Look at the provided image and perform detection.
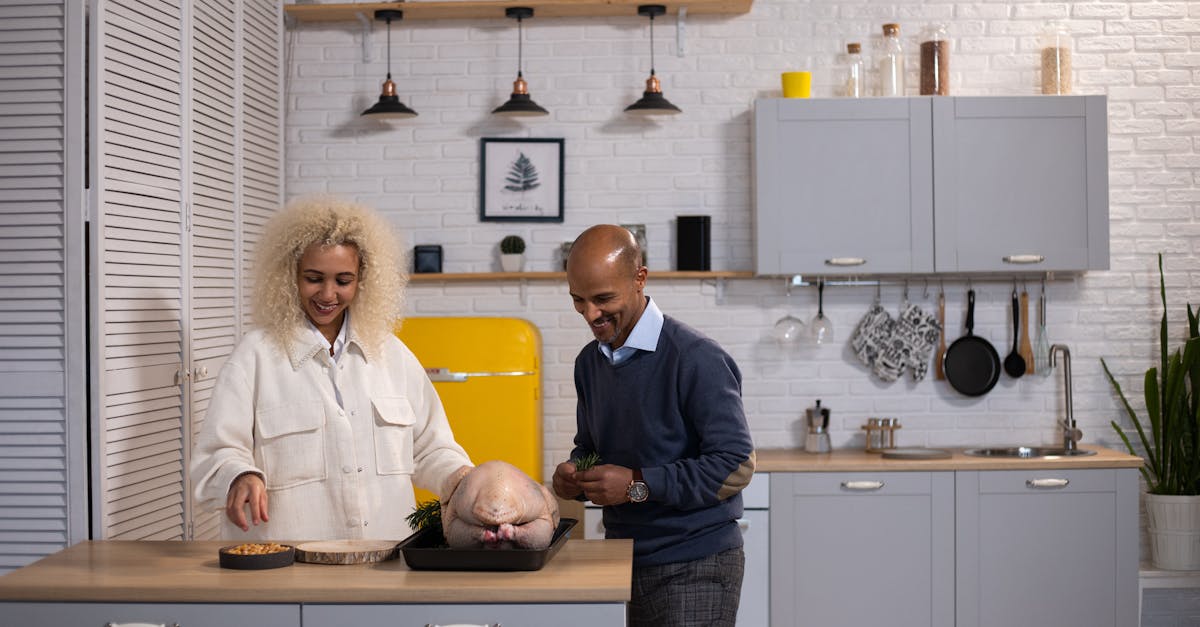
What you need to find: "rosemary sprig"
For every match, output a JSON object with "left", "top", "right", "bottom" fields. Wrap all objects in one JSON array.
[
  {"left": 406, "top": 499, "right": 443, "bottom": 536},
  {"left": 570, "top": 451, "right": 601, "bottom": 471}
]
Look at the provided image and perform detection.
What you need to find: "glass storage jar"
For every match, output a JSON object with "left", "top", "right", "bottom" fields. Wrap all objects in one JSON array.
[
  {"left": 1040, "top": 21, "right": 1072, "bottom": 95},
  {"left": 877, "top": 23, "right": 905, "bottom": 96},
  {"left": 919, "top": 23, "right": 950, "bottom": 95},
  {"left": 844, "top": 42, "right": 865, "bottom": 98}
]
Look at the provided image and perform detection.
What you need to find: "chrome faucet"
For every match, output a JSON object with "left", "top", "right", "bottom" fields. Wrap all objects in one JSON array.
[{"left": 1049, "top": 344, "right": 1082, "bottom": 451}]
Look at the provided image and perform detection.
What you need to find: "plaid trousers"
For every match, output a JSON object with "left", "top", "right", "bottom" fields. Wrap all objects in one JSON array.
[{"left": 628, "top": 546, "right": 745, "bottom": 627}]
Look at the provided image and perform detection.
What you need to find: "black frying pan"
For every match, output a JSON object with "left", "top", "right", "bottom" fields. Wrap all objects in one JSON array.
[{"left": 943, "top": 289, "right": 1001, "bottom": 396}]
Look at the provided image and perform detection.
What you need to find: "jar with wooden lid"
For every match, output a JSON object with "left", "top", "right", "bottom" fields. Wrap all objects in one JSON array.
[
  {"left": 844, "top": 42, "right": 866, "bottom": 98},
  {"left": 877, "top": 23, "right": 904, "bottom": 97},
  {"left": 1040, "top": 21, "right": 1072, "bottom": 94},
  {"left": 919, "top": 23, "right": 950, "bottom": 95}
]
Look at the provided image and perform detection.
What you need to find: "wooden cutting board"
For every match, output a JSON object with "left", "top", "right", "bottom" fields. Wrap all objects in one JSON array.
[{"left": 294, "top": 540, "right": 399, "bottom": 565}]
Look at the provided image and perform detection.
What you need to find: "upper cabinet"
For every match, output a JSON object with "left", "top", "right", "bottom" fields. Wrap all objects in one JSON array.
[
  {"left": 753, "top": 95, "right": 1109, "bottom": 276},
  {"left": 283, "top": 0, "right": 753, "bottom": 21}
]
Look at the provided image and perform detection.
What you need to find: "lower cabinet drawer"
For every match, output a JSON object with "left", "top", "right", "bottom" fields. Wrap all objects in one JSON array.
[
  {"left": 1, "top": 602, "right": 299, "bottom": 627},
  {"left": 303, "top": 603, "right": 625, "bottom": 627}
]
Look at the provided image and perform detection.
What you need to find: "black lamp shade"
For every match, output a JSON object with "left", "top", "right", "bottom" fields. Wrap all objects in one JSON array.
[
  {"left": 493, "top": 92, "right": 549, "bottom": 116},
  {"left": 362, "top": 10, "right": 417, "bottom": 119},
  {"left": 625, "top": 89, "right": 682, "bottom": 114}
]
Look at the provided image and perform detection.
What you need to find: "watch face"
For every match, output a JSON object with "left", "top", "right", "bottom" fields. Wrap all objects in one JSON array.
[{"left": 628, "top": 481, "right": 649, "bottom": 503}]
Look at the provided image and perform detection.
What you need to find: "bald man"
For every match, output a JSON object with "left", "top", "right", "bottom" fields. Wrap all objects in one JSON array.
[{"left": 552, "top": 225, "right": 756, "bottom": 627}]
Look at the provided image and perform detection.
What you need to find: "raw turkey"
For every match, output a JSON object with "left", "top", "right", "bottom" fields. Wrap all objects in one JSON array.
[{"left": 442, "top": 460, "right": 560, "bottom": 549}]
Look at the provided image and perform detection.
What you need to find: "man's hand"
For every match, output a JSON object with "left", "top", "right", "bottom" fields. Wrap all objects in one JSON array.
[
  {"left": 552, "top": 461, "right": 583, "bottom": 500},
  {"left": 575, "top": 464, "right": 635, "bottom": 505},
  {"left": 226, "top": 472, "right": 268, "bottom": 532}
]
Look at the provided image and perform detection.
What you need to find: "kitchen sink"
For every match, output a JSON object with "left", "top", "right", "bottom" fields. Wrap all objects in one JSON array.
[{"left": 963, "top": 446, "right": 1097, "bottom": 458}]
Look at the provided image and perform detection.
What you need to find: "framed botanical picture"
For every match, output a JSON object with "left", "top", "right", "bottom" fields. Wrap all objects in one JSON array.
[{"left": 479, "top": 137, "right": 564, "bottom": 222}]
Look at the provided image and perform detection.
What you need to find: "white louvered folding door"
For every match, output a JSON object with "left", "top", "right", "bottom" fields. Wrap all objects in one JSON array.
[
  {"left": 92, "top": 0, "right": 189, "bottom": 540},
  {"left": 91, "top": 0, "right": 280, "bottom": 542},
  {"left": 0, "top": 0, "right": 88, "bottom": 570}
]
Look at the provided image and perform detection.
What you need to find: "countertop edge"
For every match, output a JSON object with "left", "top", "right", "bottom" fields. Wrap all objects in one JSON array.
[{"left": 754, "top": 444, "right": 1143, "bottom": 472}]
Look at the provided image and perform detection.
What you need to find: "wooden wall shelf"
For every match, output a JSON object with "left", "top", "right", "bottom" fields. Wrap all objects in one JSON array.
[
  {"left": 409, "top": 270, "right": 753, "bottom": 282},
  {"left": 284, "top": 0, "right": 753, "bottom": 22}
]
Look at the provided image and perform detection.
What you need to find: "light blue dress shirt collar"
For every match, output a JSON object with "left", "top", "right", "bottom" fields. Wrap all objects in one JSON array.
[{"left": 598, "top": 296, "right": 662, "bottom": 365}]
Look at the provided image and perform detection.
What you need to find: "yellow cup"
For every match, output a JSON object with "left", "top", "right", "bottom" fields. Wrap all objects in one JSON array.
[{"left": 781, "top": 71, "right": 812, "bottom": 98}]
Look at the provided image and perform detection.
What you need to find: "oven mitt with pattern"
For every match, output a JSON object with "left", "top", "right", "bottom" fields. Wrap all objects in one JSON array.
[
  {"left": 851, "top": 303, "right": 895, "bottom": 373},
  {"left": 891, "top": 302, "right": 942, "bottom": 381}
]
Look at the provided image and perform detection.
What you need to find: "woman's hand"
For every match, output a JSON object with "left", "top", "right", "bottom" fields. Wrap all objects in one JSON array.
[{"left": 226, "top": 472, "right": 268, "bottom": 532}]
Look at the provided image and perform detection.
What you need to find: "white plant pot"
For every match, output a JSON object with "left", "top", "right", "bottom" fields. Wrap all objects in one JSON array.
[
  {"left": 1144, "top": 492, "right": 1200, "bottom": 570},
  {"left": 499, "top": 253, "right": 524, "bottom": 273}
]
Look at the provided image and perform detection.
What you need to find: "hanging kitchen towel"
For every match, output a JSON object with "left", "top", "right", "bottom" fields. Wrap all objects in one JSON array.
[
  {"left": 889, "top": 302, "right": 942, "bottom": 381},
  {"left": 850, "top": 303, "right": 894, "bottom": 371}
]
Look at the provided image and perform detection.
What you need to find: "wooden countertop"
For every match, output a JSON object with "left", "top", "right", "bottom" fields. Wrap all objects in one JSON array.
[
  {"left": 755, "top": 444, "right": 1142, "bottom": 472},
  {"left": 0, "top": 539, "right": 632, "bottom": 604}
]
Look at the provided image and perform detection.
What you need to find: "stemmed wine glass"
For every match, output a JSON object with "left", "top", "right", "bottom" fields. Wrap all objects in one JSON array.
[{"left": 810, "top": 279, "right": 834, "bottom": 345}]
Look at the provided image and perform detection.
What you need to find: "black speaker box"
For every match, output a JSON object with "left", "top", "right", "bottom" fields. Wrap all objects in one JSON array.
[
  {"left": 413, "top": 245, "right": 443, "bottom": 273},
  {"left": 676, "top": 215, "right": 711, "bottom": 271}
]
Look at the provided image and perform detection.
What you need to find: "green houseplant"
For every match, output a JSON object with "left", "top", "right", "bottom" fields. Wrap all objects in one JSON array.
[
  {"left": 499, "top": 235, "right": 526, "bottom": 272},
  {"left": 1101, "top": 254, "right": 1200, "bottom": 570}
]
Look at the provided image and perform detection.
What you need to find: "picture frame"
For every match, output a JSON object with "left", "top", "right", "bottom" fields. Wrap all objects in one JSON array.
[{"left": 479, "top": 137, "right": 565, "bottom": 222}]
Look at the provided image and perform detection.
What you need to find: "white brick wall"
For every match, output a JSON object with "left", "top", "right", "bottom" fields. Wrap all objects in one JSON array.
[{"left": 284, "top": 0, "right": 1200, "bottom": 479}]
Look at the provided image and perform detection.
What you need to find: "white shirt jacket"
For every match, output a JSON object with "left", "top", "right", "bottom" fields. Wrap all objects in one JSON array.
[{"left": 192, "top": 325, "right": 472, "bottom": 541}]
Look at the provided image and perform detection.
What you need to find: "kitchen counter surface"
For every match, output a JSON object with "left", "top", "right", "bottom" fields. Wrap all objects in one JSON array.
[
  {"left": 0, "top": 538, "right": 632, "bottom": 604},
  {"left": 756, "top": 443, "right": 1142, "bottom": 472}
]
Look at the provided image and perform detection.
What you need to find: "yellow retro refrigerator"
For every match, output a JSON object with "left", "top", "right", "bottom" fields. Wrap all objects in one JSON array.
[{"left": 395, "top": 317, "right": 542, "bottom": 504}]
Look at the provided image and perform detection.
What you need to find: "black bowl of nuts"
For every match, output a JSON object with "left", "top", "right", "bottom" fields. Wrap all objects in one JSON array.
[{"left": 218, "top": 542, "right": 295, "bottom": 570}]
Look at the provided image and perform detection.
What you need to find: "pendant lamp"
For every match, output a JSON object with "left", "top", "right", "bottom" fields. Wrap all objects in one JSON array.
[
  {"left": 492, "top": 7, "right": 549, "bottom": 117},
  {"left": 625, "top": 4, "right": 681, "bottom": 115},
  {"left": 362, "top": 10, "right": 418, "bottom": 119}
]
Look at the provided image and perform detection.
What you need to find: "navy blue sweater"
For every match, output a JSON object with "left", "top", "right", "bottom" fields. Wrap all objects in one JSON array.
[{"left": 572, "top": 316, "right": 756, "bottom": 566}]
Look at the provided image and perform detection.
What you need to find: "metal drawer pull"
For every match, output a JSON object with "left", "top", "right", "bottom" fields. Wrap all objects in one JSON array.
[
  {"left": 1002, "top": 254, "right": 1045, "bottom": 264},
  {"left": 1026, "top": 478, "right": 1069, "bottom": 489},
  {"left": 841, "top": 480, "right": 885, "bottom": 491},
  {"left": 825, "top": 257, "right": 867, "bottom": 266}
]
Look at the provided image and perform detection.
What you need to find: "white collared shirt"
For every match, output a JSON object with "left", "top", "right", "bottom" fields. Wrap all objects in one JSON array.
[
  {"left": 191, "top": 323, "right": 472, "bottom": 542},
  {"left": 599, "top": 296, "right": 663, "bottom": 365},
  {"left": 307, "top": 313, "right": 350, "bottom": 406}
]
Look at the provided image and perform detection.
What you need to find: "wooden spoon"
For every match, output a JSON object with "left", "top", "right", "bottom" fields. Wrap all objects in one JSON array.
[
  {"left": 1018, "top": 289, "right": 1035, "bottom": 374},
  {"left": 934, "top": 290, "right": 946, "bottom": 380}
]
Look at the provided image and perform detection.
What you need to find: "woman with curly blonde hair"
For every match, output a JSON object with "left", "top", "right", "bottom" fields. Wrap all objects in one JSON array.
[{"left": 192, "top": 195, "right": 472, "bottom": 541}]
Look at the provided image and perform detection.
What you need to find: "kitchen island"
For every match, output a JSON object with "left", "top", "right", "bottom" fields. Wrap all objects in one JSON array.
[{"left": 0, "top": 538, "right": 632, "bottom": 627}]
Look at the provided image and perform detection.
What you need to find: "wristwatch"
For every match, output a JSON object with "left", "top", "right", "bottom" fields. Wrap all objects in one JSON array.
[{"left": 627, "top": 468, "right": 649, "bottom": 503}]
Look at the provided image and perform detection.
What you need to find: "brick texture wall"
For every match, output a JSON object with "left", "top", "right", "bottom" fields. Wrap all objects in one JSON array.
[{"left": 285, "top": 2, "right": 1199, "bottom": 604}]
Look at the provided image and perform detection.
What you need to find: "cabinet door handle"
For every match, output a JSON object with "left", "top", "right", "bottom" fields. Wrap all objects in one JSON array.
[
  {"left": 825, "top": 257, "right": 867, "bottom": 267},
  {"left": 1002, "top": 254, "right": 1045, "bottom": 264},
  {"left": 841, "top": 480, "right": 884, "bottom": 491},
  {"left": 1026, "top": 478, "right": 1069, "bottom": 489}
]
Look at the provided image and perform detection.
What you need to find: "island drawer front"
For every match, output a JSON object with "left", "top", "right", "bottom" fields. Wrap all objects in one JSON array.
[
  {"left": 303, "top": 602, "right": 625, "bottom": 626},
  {"left": 975, "top": 468, "right": 1116, "bottom": 494},
  {"left": 1, "top": 602, "right": 299, "bottom": 627}
]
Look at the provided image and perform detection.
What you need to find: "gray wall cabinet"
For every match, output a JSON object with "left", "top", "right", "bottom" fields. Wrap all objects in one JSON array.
[
  {"left": 754, "top": 96, "right": 1108, "bottom": 276},
  {"left": 770, "top": 468, "right": 1138, "bottom": 627}
]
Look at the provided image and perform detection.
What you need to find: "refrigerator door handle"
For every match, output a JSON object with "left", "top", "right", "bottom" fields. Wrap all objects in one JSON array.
[{"left": 425, "top": 367, "right": 536, "bottom": 382}]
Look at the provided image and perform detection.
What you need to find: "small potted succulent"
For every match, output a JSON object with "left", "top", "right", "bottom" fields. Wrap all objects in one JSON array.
[{"left": 499, "top": 235, "right": 526, "bottom": 272}]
